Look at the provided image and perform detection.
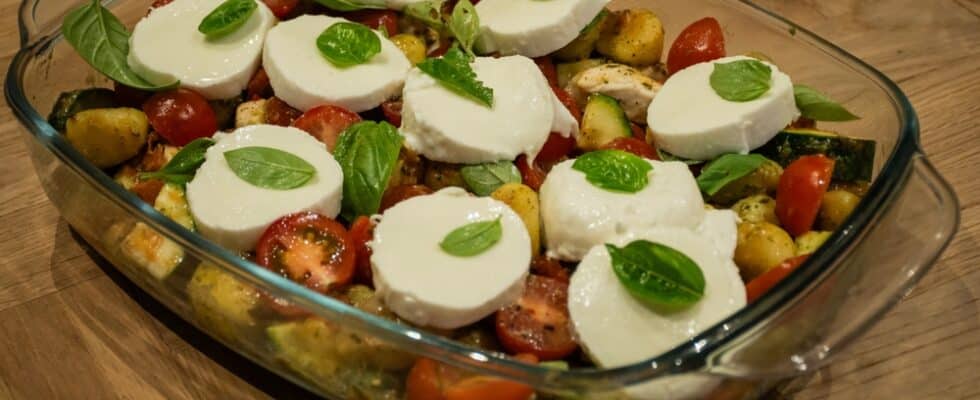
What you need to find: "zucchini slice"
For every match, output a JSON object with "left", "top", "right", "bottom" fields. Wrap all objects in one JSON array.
[
  {"left": 578, "top": 93, "right": 632, "bottom": 151},
  {"left": 754, "top": 128, "right": 876, "bottom": 182}
]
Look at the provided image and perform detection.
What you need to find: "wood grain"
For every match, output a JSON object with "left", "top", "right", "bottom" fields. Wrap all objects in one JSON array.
[{"left": 0, "top": 0, "right": 977, "bottom": 399}]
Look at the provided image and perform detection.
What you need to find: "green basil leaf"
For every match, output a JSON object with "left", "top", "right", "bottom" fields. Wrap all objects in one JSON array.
[
  {"left": 404, "top": 0, "right": 445, "bottom": 28},
  {"left": 61, "top": 0, "right": 178, "bottom": 91},
  {"left": 317, "top": 22, "right": 382, "bottom": 68},
  {"left": 417, "top": 47, "right": 494, "bottom": 107},
  {"left": 198, "top": 0, "right": 257, "bottom": 39},
  {"left": 440, "top": 217, "right": 503, "bottom": 257},
  {"left": 606, "top": 240, "right": 705, "bottom": 309},
  {"left": 696, "top": 153, "right": 768, "bottom": 196},
  {"left": 572, "top": 150, "right": 652, "bottom": 193},
  {"left": 139, "top": 138, "right": 216, "bottom": 184},
  {"left": 793, "top": 84, "right": 860, "bottom": 121},
  {"left": 461, "top": 161, "right": 521, "bottom": 196},
  {"left": 334, "top": 121, "right": 404, "bottom": 220},
  {"left": 709, "top": 59, "right": 772, "bottom": 102},
  {"left": 448, "top": 0, "right": 480, "bottom": 57},
  {"left": 223, "top": 146, "right": 316, "bottom": 190},
  {"left": 313, "top": 0, "right": 386, "bottom": 11}
]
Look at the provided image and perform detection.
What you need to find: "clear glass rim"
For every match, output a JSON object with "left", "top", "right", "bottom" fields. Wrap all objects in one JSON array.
[{"left": 2, "top": 0, "right": 926, "bottom": 391}]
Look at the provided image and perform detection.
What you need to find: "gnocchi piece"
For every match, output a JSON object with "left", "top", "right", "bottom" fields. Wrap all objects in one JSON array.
[
  {"left": 65, "top": 108, "right": 149, "bottom": 168},
  {"left": 596, "top": 9, "right": 666, "bottom": 66}
]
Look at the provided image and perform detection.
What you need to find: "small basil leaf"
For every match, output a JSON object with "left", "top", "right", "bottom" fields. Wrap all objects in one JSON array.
[
  {"left": 793, "top": 84, "right": 860, "bottom": 121},
  {"left": 606, "top": 240, "right": 705, "bottom": 309},
  {"left": 61, "top": 0, "right": 178, "bottom": 91},
  {"left": 198, "top": 0, "right": 257, "bottom": 39},
  {"left": 572, "top": 150, "right": 652, "bottom": 193},
  {"left": 139, "top": 138, "right": 216, "bottom": 185},
  {"left": 313, "top": 0, "right": 386, "bottom": 11},
  {"left": 710, "top": 59, "right": 772, "bottom": 102},
  {"left": 334, "top": 121, "right": 404, "bottom": 220},
  {"left": 317, "top": 22, "right": 382, "bottom": 68},
  {"left": 461, "top": 161, "right": 521, "bottom": 196},
  {"left": 696, "top": 153, "right": 768, "bottom": 196},
  {"left": 417, "top": 47, "right": 494, "bottom": 107},
  {"left": 440, "top": 217, "right": 503, "bottom": 257},
  {"left": 448, "top": 0, "right": 480, "bottom": 57},
  {"left": 223, "top": 146, "right": 316, "bottom": 190},
  {"left": 404, "top": 0, "right": 445, "bottom": 29}
]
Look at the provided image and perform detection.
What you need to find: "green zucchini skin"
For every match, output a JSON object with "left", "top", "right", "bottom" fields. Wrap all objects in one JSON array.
[
  {"left": 48, "top": 88, "right": 118, "bottom": 132},
  {"left": 754, "top": 128, "right": 876, "bottom": 182},
  {"left": 578, "top": 93, "right": 633, "bottom": 151}
]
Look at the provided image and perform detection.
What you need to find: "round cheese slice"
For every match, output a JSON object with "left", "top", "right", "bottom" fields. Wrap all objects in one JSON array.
[
  {"left": 128, "top": 0, "right": 277, "bottom": 100},
  {"left": 186, "top": 125, "right": 343, "bottom": 252},
  {"left": 263, "top": 15, "right": 412, "bottom": 112},
  {"left": 647, "top": 56, "right": 799, "bottom": 160},
  {"left": 475, "top": 0, "right": 610, "bottom": 57},
  {"left": 370, "top": 188, "right": 531, "bottom": 329}
]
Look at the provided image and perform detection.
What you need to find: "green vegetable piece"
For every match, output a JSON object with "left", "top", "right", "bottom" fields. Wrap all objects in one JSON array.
[
  {"left": 793, "top": 84, "right": 860, "bottom": 122},
  {"left": 606, "top": 240, "right": 705, "bottom": 310},
  {"left": 448, "top": 0, "right": 480, "bottom": 56},
  {"left": 710, "top": 59, "right": 772, "bottom": 102},
  {"left": 755, "top": 128, "right": 875, "bottom": 182},
  {"left": 61, "top": 0, "right": 178, "bottom": 91},
  {"left": 461, "top": 161, "right": 521, "bottom": 196},
  {"left": 404, "top": 0, "right": 445, "bottom": 28},
  {"left": 417, "top": 47, "right": 494, "bottom": 107},
  {"left": 48, "top": 88, "right": 118, "bottom": 132},
  {"left": 696, "top": 153, "right": 768, "bottom": 196},
  {"left": 578, "top": 93, "right": 632, "bottom": 151},
  {"left": 313, "top": 0, "right": 386, "bottom": 11},
  {"left": 334, "top": 121, "right": 404, "bottom": 220},
  {"left": 656, "top": 148, "right": 705, "bottom": 165},
  {"left": 198, "top": 0, "right": 257, "bottom": 39},
  {"left": 317, "top": 22, "right": 382, "bottom": 68},
  {"left": 440, "top": 217, "right": 503, "bottom": 257},
  {"left": 572, "top": 150, "right": 652, "bottom": 193},
  {"left": 140, "top": 138, "right": 216, "bottom": 185},
  {"left": 223, "top": 146, "right": 316, "bottom": 190}
]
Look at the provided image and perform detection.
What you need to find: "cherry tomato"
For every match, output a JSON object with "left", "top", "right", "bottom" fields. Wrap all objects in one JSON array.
[
  {"left": 262, "top": 0, "right": 300, "bottom": 19},
  {"left": 380, "top": 184, "right": 434, "bottom": 213},
  {"left": 529, "top": 256, "right": 569, "bottom": 283},
  {"left": 599, "top": 137, "right": 658, "bottom": 159},
  {"left": 775, "top": 155, "right": 835, "bottom": 236},
  {"left": 265, "top": 97, "right": 303, "bottom": 127},
  {"left": 113, "top": 82, "right": 151, "bottom": 109},
  {"left": 745, "top": 255, "right": 809, "bottom": 303},
  {"left": 132, "top": 179, "right": 164, "bottom": 204},
  {"left": 143, "top": 88, "right": 218, "bottom": 146},
  {"left": 406, "top": 356, "right": 536, "bottom": 400},
  {"left": 148, "top": 0, "right": 173, "bottom": 13},
  {"left": 534, "top": 57, "right": 559, "bottom": 88},
  {"left": 349, "top": 216, "right": 375, "bottom": 285},
  {"left": 630, "top": 123, "right": 645, "bottom": 140},
  {"left": 535, "top": 132, "right": 576, "bottom": 168},
  {"left": 291, "top": 105, "right": 362, "bottom": 151},
  {"left": 515, "top": 155, "right": 546, "bottom": 191},
  {"left": 495, "top": 275, "right": 578, "bottom": 360},
  {"left": 667, "top": 17, "right": 726, "bottom": 76},
  {"left": 381, "top": 101, "right": 403, "bottom": 127},
  {"left": 551, "top": 86, "right": 582, "bottom": 124},
  {"left": 246, "top": 67, "right": 273, "bottom": 100},
  {"left": 429, "top": 39, "right": 452, "bottom": 57},
  {"left": 347, "top": 10, "right": 399, "bottom": 36},
  {"left": 255, "top": 212, "right": 356, "bottom": 294}
]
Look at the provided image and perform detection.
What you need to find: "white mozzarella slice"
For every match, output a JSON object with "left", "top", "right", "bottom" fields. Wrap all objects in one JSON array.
[
  {"left": 540, "top": 160, "right": 706, "bottom": 261},
  {"left": 370, "top": 188, "right": 531, "bottom": 329},
  {"left": 698, "top": 210, "right": 739, "bottom": 260},
  {"left": 128, "top": 0, "right": 276, "bottom": 100},
  {"left": 186, "top": 125, "right": 343, "bottom": 252},
  {"left": 400, "top": 55, "right": 555, "bottom": 164},
  {"left": 475, "top": 0, "right": 610, "bottom": 57},
  {"left": 263, "top": 15, "right": 412, "bottom": 112},
  {"left": 647, "top": 56, "right": 799, "bottom": 160}
]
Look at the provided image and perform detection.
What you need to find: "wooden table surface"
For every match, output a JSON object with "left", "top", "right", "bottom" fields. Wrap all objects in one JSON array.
[{"left": 0, "top": 0, "right": 978, "bottom": 399}]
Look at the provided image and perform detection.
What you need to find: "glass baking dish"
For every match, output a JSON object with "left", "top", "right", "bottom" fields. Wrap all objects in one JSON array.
[{"left": 5, "top": 0, "right": 960, "bottom": 398}]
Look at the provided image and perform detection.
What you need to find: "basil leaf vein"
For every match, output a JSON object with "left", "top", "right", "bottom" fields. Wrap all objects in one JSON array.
[
  {"left": 61, "top": 0, "right": 178, "bottom": 91},
  {"left": 448, "top": 0, "right": 480, "bottom": 56},
  {"left": 313, "top": 0, "right": 386, "bottom": 11},
  {"left": 793, "top": 84, "right": 860, "bottom": 121},
  {"left": 223, "top": 146, "right": 317, "bottom": 190},
  {"left": 710, "top": 59, "right": 772, "bottom": 102},
  {"left": 317, "top": 22, "right": 382, "bottom": 68},
  {"left": 461, "top": 161, "right": 521, "bottom": 196},
  {"left": 440, "top": 217, "right": 503, "bottom": 257},
  {"left": 140, "top": 138, "right": 216, "bottom": 185},
  {"left": 198, "top": 0, "right": 257, "bottom": 39},
  {"left": 417, "top": 47, "right": 494, "bottom": 107},
  {"left": 606, "top": 240, "right": 705, "bottom": 309},
  {"left": 696, "top": 153, "right": 768, "bottom": 196},
  {"left": 334, "top": 121, "right": 404, "bottom": 220},
  {"left": 572, "top": 150, "right": 652, "bottom": 193}
]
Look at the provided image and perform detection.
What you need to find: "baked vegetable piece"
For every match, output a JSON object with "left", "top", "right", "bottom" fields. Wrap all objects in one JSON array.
[
  {"left": 48, "top": 88, "right": 118, "bottom": 132},
  {"left": 754, "top": 128, "right": 876, "bottom": 182},
  {"left": 65, "top": 108, "right": 149, "bottom": 168},
  {"left": 577, "top": 93, "right": 632, "bottom": 151}
]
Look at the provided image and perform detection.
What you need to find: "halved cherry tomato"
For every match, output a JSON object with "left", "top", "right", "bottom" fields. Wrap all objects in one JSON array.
[
  {"left": 143, "top": 88, "right": 218, "bottom": 146},
  {"left": 515, "top": 155, "right": 546, "bottom": 191},
  {"left": 246, "top": 67, "right": 273, "bottom": 100},
  {"left": 745, "top": 255, "right": 809, "bottom": 303},
  {"left": 265, "top": 97, "right": 303, "bottom": 126},
  {"left": 255, "top": 212, "right": 355, "bottom": 294},
  {"left": 775, "top": 155, "right": 835, "bottom": 236},
  {"left": 291, "top": 105, "right": 362, "bottom": 151},
  {"left": 529, "top": 256, "right": 569, "bottom": 283},
  {"left": 262, "top": 0, "right": 300, "bottom": 19},
  {"left": 535, "top": 132, "right": 576, "bottom": 168},
  {"left": 349, "top": 216, "right": 375, "bottom": 285},
  {"left": 406, "top": 356, "right": 537, "bottom": 400},
  {"left": 381, "top": 100, "right": 403, "bottom": 127},
  {"left": 347, "top": 10, "right": 399, "bottom": 36},
  {"left": 380, "top": 184, "right": 434, "bottom": 212},
  {"left": 534, "top": 57, "right": 559, "bottom": 88},
  {"left": 600, "top": 137, "right": 658, "bottom": 159},
  {"left": 667, "top": 17, "right": 726, "bottom": 76},
  {"left": 429, "top": 39, "right": 452, "bottom": 57},
  {"left": 495, "top": 275, "right": 578, "bottom": 360},
  {"left": 630, "top": 123, "right": 645, "bottom": 140},
  {"left": 551, "top": 86, "right": 582, "bottom": 124}
]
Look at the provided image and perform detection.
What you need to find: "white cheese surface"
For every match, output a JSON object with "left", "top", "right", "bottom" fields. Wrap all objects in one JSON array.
[{"left": 475, "top": 0, "right": 610, "bottom": 57}]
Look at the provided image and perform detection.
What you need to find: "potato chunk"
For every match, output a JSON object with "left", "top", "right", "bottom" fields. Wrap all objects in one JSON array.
[
  {"left": 596, "top": 9, "right": 665, "bottom": 66},
  {"left": 491, "top": 183, "right": 541, "bottom": 255},
  {"left": 65, "top": 108, "right": 148, "bottom": 168}
]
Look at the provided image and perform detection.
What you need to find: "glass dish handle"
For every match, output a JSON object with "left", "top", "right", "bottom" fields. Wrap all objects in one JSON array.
[{"left": 706, "top": 154, "right": 959, "bottom": 379}]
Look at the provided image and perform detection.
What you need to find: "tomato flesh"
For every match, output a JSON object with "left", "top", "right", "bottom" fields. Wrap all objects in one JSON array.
[
  {"left": 495, "top": 275, "right": 578, "bottom": 360},
  {"left": 776, "top": 155, "right": 835, "bottom": 236},
  {"left": 143, "top": 88, "right": 218, "bottom": 146},
  {"left": 515, "top": 155, "right": 546, "bottom": 191},
  {"left": 291, "top": 105, "right": 362, "bottom": 151},
  {"left": 406, "top": 356, "right": 536, "bottom": 400},
  {"left": 381, "top": 100, "right": 403, "bottom": 127},
  {"left": 745, "top": 255, "right": 809, "bottom": 303},
  {"left": 262, "top": 0, "right": 300, "bottom": 19},
  {"left": 381, "top": 184, "right": 434, "bottom": 213},
  {"left": 534, "top": 57, "right": 559, "bottom": 88},
  {"left": 246, "top": 67, "right": 273, "bottom": 100},
  {"left": 535, "top": 132, "right": 576, "bottom": 168},
  {"left": 667, "top": 17, "right": 726, "bottom": 76},
  {"left": 551, "top": 85, "right": 582, "bottom": 124},
  {"left": 255, "top": 212, "right": 355, "bottom": 294},
  {"left": 264, "top": 97, "right": 303, "bottom": 127},
  {"left": 349, "top": 216, "right": 375, "bottom": 285},
  {"left": 600, "top": 137, "right": 658, "bottom": 159},
  {"left": 347, "top": 10, "right": 399, "bottom": 36}
]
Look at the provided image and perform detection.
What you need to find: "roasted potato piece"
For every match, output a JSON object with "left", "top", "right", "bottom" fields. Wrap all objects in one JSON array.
[
  {"left": 709, "top": 160, "right": 784, "bottom": 206},
  {"left": 491, "top": 183, "right": 541, "bottom": 255},
  {"left": 596, "top": 9, "right": 665, "bottom": 66},
  {"left": 795, "top": 231, "right": 832, "bottom": 255},
  {"left": 734, "top": 222, "right": 796, "bottom": 280},
  {"left": 390, "top": 33, "right": 427, "bottom": 65},
  {"left": 819, "top": 190, "right": 860, "bottom": 230},
  {"left": 65, "top": 108, "right": 149, "bottom": 168},
  {"left": 235, "top": 99, "right": 267, "bottom": 128},
  {"left": 187, "top": 263, "right": 260, "bottom": 342},
  {"left": 731, "top": 194, "right": 778, "bottom": 224},
  {"left": 424, "top": 161, "right": 466, "bottom": 190},
  {"left": 48, "top": 88, "right": 118, "bottom": 132}
]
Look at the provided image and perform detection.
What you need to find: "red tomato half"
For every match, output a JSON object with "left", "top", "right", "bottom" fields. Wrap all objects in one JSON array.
[
  {"left": 262, "top": 0, "right": 300, "bottom": 19},
  {"left": 381, "top": 100, "right": 403, "bottom": 127},
  {"left": 495, "top": 275, "right": 578, "bottom": 360},
  {"left": 745, "top": 255, "right": 809, "bottom": 303},
  {"left": 349, "top": 216, "right": 375, "bottom": 285},
  {"left": 515, "top": 155, "right": 546, "bottom": 191},
  {"left": 534, "top": 57, "right": 559, "bottom": 88},
  {"left": 535, "top": 132, "right": 576, "bottom": 168},
  {"left": 143, "top": 88, "right": 218, "bottom": 146},
  {"left": 291, "top": 105, "right": 362, "bottom": 151},
  {"left": 265, "top": 97, "right": 303, "bottom": 126},
  {"left": 406, "top": 356, "right": 536, "bottom": 400},
  {"left": 347, "top": 10, "right": 399, "bottom": 36},
  {"left": 551, "top": 86, "right": 582, "bottom": 124},
  {"left": 246, "top": 67, "right": 273, "bottom": 100},
  {"left": 667, "top": 17, "right": 726, "bottom": 76},
  {"left": 776, "top": 155, "right": 835, "bottom": 236},
  {"left": 599, "top": 137, "right": 658, "bottom": 159},
  {"left": 255, "top": 212, "right": 356, "bottom": 294}
]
